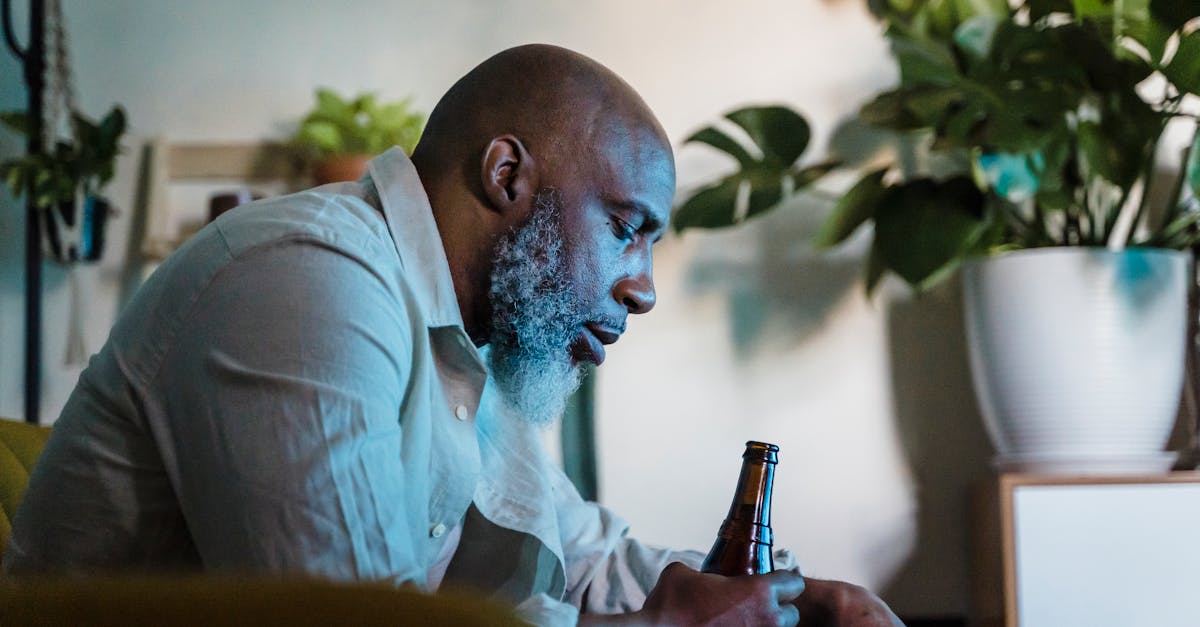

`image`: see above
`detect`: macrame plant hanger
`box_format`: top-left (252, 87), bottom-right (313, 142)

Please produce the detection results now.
top-left (2, 0), bottom-right (46, 424)
top-left (39, 0), bottom-right (91, 368)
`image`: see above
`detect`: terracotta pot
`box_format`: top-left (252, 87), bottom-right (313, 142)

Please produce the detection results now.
top-left (313, 154), bottom-right (372, 185)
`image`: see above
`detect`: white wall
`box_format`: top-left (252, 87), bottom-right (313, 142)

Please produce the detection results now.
top-left (0, 0), bottom-right (1000, 617)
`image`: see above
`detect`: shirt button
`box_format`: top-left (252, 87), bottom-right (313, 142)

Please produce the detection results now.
top-left (454, 405), bottom-right (469, 421)
top-left (457, 334), bottom-right (471, 349)
top-left (430, 523), bottom-right (447, 538)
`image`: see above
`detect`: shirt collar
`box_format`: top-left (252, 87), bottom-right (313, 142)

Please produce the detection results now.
top-left (366, 147), bottom-right (464, 329)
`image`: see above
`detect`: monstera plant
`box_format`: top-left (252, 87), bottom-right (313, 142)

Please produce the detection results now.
top-left (672, 105), bottom-right (838, 231)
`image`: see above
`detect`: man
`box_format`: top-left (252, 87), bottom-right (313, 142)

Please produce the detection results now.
top-left (7, 45), bottom-right (900, 625)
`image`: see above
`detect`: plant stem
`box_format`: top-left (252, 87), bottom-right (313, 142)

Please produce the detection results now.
top-left (1123, 125), bottom-right (1167, 247)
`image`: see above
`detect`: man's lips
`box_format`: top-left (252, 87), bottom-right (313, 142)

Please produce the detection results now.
top-left (575, 323), bottom-right (622, 366)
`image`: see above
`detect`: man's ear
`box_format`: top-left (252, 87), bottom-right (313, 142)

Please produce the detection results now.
top-left (481, 135), bottom-right (538, 217)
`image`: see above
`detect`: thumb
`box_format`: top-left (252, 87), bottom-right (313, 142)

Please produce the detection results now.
top-left (767, 567), bottom-right (806, 603)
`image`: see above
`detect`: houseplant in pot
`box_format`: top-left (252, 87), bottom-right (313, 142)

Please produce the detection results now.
top-left (290, 88), bottom-right (425, 185)
top-left (677, 0), bottom-right (1200, 472)
top-left (822, 0), bottom-right (1200, 473)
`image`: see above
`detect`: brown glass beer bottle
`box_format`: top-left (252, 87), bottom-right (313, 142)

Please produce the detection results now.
top-left (700, 441), bottom-right (778, 576)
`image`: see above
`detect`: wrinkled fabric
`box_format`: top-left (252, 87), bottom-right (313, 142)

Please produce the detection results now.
top-left (6, 148), bottom-right (792, 626)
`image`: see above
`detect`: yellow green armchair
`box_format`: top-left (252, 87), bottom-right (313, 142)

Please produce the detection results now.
top-left (0, 418), bottom-right (52, 560)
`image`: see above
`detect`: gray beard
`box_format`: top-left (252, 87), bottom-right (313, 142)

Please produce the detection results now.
top-left (486, 189), bottom-right (584, 427)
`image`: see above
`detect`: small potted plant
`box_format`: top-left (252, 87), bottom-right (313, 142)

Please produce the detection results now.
top-left (1, 105), bottom-right (127, 263)
top-left (290, 88), bottom-right (425, 185)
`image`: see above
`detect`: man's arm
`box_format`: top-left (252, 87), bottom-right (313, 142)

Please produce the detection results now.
top-left (154, 236), bottom-right (424, 581)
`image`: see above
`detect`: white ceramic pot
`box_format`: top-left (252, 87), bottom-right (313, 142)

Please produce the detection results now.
top-left (961, 248), bottom-right (1191, 474)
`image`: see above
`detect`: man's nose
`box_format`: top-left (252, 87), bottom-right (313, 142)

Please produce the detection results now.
top-left (614, 271), bottom-right (656, 315)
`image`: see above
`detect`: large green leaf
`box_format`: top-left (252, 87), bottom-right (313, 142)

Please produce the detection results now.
top-left (1078, 92), bottom-right (1161, 187)
top-left (873, 176), bottom-right (989, 288)
top-left (903, 86), bottom-right (964, 127)
top-left (1164, 30), bottom-right (1200, 95)
top-left (863, 239), bottom-right (889, 294)
top-left (675, 105), bottom-right (827, 231)
top-left (792, 160), bottom-right (842, 188)
top-left (860, 90), bottom-right (928, 129)
top-left (672, 176), bottom-right (743, 231)
top-left (686, 126), bottom-right (755, 168)
top-left (743, 174), bottom-right (786, 220)
top-left (673, 169), bottom-right (791, 230)
top-left (1057, 24), bottom-right (1153, 90)
top-left (1072, 0), bottom-right (1116, 21)
top-left (0, 111), bottom-right (32, 137)
top-left (725, 106), bottom-right (811, 166)
top-left (892, 35), bottom-right (960, 86)
top-left (955, 0), bottom-right (1009, 20)
top-left (1150, 0), bottom-right (1198, 32)
top-left (1028, 0), bottom-right (1075, 20)
top-left (813, 168), bottom-right (889, 247)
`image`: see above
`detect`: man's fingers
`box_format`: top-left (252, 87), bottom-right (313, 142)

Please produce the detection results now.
top-left (777, 601), bottom-right (801, 627)
top-left (767, 567), bottom-right (806, 602)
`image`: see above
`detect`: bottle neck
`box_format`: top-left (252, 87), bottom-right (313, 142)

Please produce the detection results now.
top-left (718, 442), bottom-right (776, 546)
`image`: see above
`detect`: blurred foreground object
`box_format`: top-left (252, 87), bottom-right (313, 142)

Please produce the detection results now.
top-left (0, 576), bottom-right (523, 627)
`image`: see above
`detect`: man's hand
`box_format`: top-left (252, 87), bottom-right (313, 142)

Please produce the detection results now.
top-left (635, 562), bottom-right (806, 626)
top-left (578, 566), bottom-right (903, 627)
top-left (792, 577), bottom-right (905, 627)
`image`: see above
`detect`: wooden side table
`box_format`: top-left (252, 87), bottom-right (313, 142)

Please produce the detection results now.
top-left (971, 472), bottom-right (1200, 627)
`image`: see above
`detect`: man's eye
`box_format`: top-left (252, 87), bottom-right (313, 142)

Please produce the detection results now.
top-left (612, 217), bottom-right (636, 241)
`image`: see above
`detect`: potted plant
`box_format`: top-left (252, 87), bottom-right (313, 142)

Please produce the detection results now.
top-left (676, 0), bottom-right (1200, 472)
top-left (290, 88), bottom-right (425, 185)
top-left (1, 105), bottom-right (127, 263)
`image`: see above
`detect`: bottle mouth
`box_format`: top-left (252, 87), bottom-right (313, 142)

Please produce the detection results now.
top-left (743, 441), bottom-right (779, 463)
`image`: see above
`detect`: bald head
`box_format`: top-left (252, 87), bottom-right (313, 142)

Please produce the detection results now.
top-left (412, 43), bottom-right (671, 186)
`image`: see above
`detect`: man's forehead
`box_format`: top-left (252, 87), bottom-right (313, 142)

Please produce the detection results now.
top-left (593, 130), bottom-right (675, 222)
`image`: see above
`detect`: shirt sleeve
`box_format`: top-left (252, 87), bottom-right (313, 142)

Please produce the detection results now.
top-left (150, 234), bottom-right (424, 583)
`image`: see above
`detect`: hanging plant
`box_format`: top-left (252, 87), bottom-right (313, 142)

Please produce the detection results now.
top-left (1, 105), bottom-right (127, 262)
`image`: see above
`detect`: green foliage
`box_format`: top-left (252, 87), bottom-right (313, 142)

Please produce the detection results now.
top-left (672, 105), bottom-right (838, 232)
top-left (291, 88), bottom-right (425, 160)
top-left (818, 0), bottom-right (1200, 291)
top-left (1, 106), bottom-right (127, 209)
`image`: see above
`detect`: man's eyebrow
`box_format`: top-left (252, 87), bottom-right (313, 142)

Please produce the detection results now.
top-left (607, 198), bottom-right (666, 240)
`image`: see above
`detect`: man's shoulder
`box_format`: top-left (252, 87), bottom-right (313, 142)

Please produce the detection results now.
top-left (212, 183), bottom-right (395, 262)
